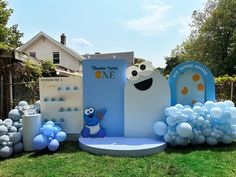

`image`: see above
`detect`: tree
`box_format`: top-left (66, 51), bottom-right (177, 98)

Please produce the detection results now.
top-left (41, 60), bottom-right (57, 77)
top-left (163, 56), bottom-right (184, 76)
top-left (0, 0), bottom-right (23, 52)
top-left (166, 0), bottom-right (236, 76)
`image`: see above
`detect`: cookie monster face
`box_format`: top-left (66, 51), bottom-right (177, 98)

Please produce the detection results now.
top-left (126, 61), bottom-right (154, 91)
top-left (84, 108), bottom-right (100, 126)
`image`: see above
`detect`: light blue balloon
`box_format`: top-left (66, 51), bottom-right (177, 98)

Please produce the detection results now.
top-left (194, 102), bottom-right (204, 107)
top-left (55, 132), bottom-right (67, 142)
top-left (35, 100), bottom-right (40, 107)
top-left (33, 134), bottom-right (48, 150)
top-left (8, 109), bottom-right (21, 121)
top-left (196, 135), bottom-right (205, 144)
top-left (215, 102), bottom-right (227, 110)
top-left (224, 100), bottom-right (234, 108)
top-left (175, 104), bottom-right (184, 109)
top-left (48, 139), bottom-right (59, 151)
top-left (13, 142), bottom-right (24, 153)
top-left (176, 123), bottom-right (192, 138)
top-left (9, 132), bottom-right (21, 144)
top-left (166, 117), bottom-right (176, 126)
top-left (221, 135), bottom-right (233, 144)
top-left (42, 124), bottom-right (54, 137)
top-left (0, 125), bottom-right (8, 136)
top-left (230, 107), bottom-right (236, 118)
top-left (53, 125), bottom-right (62, 134)
top-left (166, 107), bottom-right (179, 117)
top-left (18, 101), bottom-right (28, 107)
top-left (210, 107), bottom-right (223, 118)
top-left (193, 106), bottom-right (202, 115)
top-left (202, 128), bottom-right (212, 136)
top-left (196, 117), bottom-right (205, 126)
top-left (0, 146), bottom-right (13, 158)
top-left (164, 134), bottom-right (173, 143)
top-left (0, 135), bottom-right (10, 143)
top-left (4, 119), bottom-right (13, 126)
top-left (204, 101), bottom-right (215, 110)
top-left (206, 137), bottom-right (218, 145)
top-left (175, 136), bottom-right (185, 145)
top-left (45, 121), bottom-right (55, 127)
top-left (182, 108), bottom-right (193, 116)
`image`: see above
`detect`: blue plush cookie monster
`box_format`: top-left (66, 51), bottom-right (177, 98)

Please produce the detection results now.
top-left (81, 107), bottom-right (106, 138)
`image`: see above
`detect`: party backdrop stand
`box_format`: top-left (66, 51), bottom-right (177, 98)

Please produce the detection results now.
top-left (79, 59), bottom-right (169, 156)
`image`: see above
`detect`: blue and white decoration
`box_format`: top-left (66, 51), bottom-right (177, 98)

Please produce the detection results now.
top-left (33, 121), bottom-right (67, 151)
top-left (153, 100), bottom-right (236, 146)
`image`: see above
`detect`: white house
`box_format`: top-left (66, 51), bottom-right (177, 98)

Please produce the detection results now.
top-left (18, 32), bottom-right (84, 73)
top-left (83, 51), bottom-right (134, 66)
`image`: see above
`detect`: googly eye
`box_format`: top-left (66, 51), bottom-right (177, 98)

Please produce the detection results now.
top-left (89, 108), bottom-right (94, 113)
top-left (126, 66), bottom-right (140, 81)
top-left (84, 109), bottom-right (90, 115)
top-left (139, 61), bottom-right (154, 76)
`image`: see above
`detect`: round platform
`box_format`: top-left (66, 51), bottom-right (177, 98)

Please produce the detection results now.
top-left (79, 137), bottom-right (167, 156)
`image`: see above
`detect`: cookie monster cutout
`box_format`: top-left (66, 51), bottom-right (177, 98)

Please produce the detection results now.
top-left (81, 108), bottom-right (106, 138)
top-left (124, 61), bottom-right (171, 138)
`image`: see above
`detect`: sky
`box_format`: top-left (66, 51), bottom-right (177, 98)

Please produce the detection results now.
top-left (7, 0), bottom-right (206, 68)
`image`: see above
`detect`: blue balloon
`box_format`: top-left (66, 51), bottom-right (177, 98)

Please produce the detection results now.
top-left (166, 107), bottom-right (179, 117)
top-left (55, 132), bottom-right (67, 142)
top-left (0, 146), bottom-right (13, 158)
top-left (18, 101), bottom-right (28, 107)
top-left (175, 104), bottom-right (184, 109)
top-left (176, 123), bottom-right (192, 138)
top-left (33, 134), bottom-right (48, 150)
top-left (48, 139), bottom-right (59, 151)
top-left (45, 121), bottom-right (55, 127)
top-left (224, 100), bottom-right (235, 108)
top-left (13, 142), bottom-right (24, 153)
top-left (166, 117), bottom-right (176, 126)
top-left (8, 109), bottom-right (21, 121)
top-left (53, 125), bottom-right (62, 134)
top-left (193, 106), bottom-right (202, 115)
top-left (42, 124), bottom-right (54, 137)
top-left (206, 137), bottom-right (218, 145)
top-left (153, 121), bottom-right (168, 136)
top-left (221, 135), bottom-right (233, 144)
top-left (182, 108), bottom-right (193, 116)
top-left (210, 107), bottom-right (223, 118)
top-left (215, 102), bottom-right (227, 110)
top-left (204, 101), bottom-right (215, 110)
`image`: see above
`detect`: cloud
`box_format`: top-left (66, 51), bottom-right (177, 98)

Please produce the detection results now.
top-left (178, 16), bottom-right (192, 39)
top-left (124, 0), bottom-right (192, 37)
top-left (124, 1), bottom-right (175, 35)
top-left (72, 37), bottom-right (93, 48)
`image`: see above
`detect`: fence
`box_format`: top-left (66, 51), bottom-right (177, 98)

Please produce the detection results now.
top-left (0, 78), bottom-right (235, 118)
top-left (0, 79), bottom-right (39, 118)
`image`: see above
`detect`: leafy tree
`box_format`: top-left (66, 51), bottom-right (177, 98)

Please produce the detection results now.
top-left (41, 60), bottom-right (57, 77)
top-left (166, 0), bottom-right (236, 76)
top-left (0, 0), bottom-right (23, 51)
top-left (163, 56), bottom-right (184, 76)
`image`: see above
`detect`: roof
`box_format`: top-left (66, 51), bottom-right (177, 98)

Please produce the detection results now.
top-left (17, 31), bottom-right (85, 61)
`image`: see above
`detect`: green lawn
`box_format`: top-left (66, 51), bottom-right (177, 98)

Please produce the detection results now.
top-left (0, 142), bottom-right (236, 177)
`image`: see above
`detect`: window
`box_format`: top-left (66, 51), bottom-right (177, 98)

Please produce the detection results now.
top-left (53, 52), bottom-right (60, 64)
top-left (29, 52), bottom-right (36, 58)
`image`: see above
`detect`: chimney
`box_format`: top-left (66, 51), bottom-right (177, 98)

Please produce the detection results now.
top-left (60, 33), bottom-right (66, 45)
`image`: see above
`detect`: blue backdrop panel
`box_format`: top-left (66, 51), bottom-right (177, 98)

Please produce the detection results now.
top-left (83, 59), bottom-right (127, 137)
top-left (169, 61), bottom-right (215, 106)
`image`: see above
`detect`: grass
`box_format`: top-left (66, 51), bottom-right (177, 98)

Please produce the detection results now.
top-left (0, 142), bottom-right (236, 177)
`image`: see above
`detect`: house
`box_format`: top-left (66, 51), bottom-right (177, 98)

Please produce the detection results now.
top-left (83, 51), bottom-right (134, 66)
top-left (17, 32), bottom-right (84, 74)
